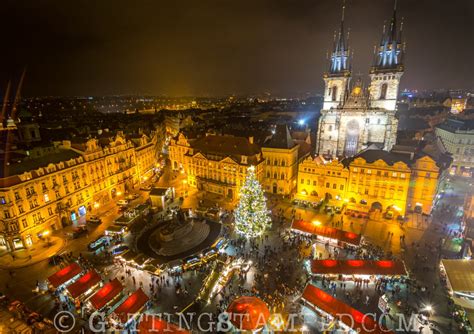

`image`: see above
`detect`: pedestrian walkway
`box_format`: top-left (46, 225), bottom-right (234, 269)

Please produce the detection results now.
top-left (0, 235), bottom-right (66, 269)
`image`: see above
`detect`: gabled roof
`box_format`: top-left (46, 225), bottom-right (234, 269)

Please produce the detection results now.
top-left (67, 270), bottom-right (101, 298)
top-left (47, 263), bottom-right (82, 288)
top-left (114, 288), bottom-right (149, 323)
top-left (89, 278), bottom-right (123, 310)
top-left (191, 135), bottom-right (261, 157)
top-left (311, 259), bottom-right (407, 276)
top-left (263, 124), bottom-right (296, 149)
top-left (342, 148), bottom-right (412, 167)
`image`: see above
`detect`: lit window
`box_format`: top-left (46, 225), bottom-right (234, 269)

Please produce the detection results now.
top-left (44, 194), bottom-right (50, 202)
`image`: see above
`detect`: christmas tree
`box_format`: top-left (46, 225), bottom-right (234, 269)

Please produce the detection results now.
top-left (234, 166), bottom-right (271, 238)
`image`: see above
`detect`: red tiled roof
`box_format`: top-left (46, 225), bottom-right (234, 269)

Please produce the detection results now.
top-left (291, 220), bottom-right (361, 246)
top-left (114, 289), bottom-right (149, 324)
top-left (138, 315), bottom-right (190, 334)
top-left (66, 270), bottom-right (101, 298)
top-left (47, 263), bottom-right (82, 288)
top-left (301, 284), bottom-right (393, 334)
top-left (311, 260), bottom-right (407, 276)
top-left (89, 278), bottom-right (123, 310)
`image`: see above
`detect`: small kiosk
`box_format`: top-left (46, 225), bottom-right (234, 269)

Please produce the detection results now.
top-left (47, 263), bottom-right (82, 290)
top-left (89, 278), bottom-right (124, 311)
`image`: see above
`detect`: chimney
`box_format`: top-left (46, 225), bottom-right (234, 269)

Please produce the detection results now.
top-left (249, 136), bottom-right (254, 144)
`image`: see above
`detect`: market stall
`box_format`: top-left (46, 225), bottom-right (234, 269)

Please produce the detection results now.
top-left (66, 270), bottom-right (101, 300)
top-left (440, 259), bottom-right (474, 332)
top-left (47, 262), bottom-right (82, 289)
top-left (112, 288), bottom-right (149, 326)
top-left (301, 284), bottom-right (392, 334)
top-left (227, 296), bottom-right (270, 332)
top-left (137, 315), bottom-right (190, 333)
top-left (310, 259), bottom-right (408, 277)
top-left (291, 219), bottom-right (361, 247)
top-left (89, 278), bottom-right (123, 311)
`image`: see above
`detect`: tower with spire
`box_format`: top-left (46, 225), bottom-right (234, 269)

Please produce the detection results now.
top-left (369, 0), bottom-right (405, 111)
top-left (322, 0), bottom-right (351, 110)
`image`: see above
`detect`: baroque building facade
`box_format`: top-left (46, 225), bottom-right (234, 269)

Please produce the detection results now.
top-left (316, 2), bottom-right (403, 158)
top-left (297, 148), bottom-right (450, 217)
top-left (169, 133), bottom-right (265, 201)
top-left (0, 133), bottom-right (159, 252)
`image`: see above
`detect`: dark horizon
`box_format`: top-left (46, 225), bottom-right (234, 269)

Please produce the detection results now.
top-left (1, 0), bottom-right (473, 97)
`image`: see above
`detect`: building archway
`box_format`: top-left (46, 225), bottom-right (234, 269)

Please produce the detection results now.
top-left (371, 202), bottom-right (383, 212)
top-left (61, 216), bottom-right (69, 227)
top-left (344, 119), bottom-right (360, 157)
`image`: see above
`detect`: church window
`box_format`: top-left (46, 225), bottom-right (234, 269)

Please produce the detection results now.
top-left (366, 118), bottom-right (370, 124)
top-left (377, 119), bottom-right (381, 124)
top-left (331, 85), bottom-right (338, 101)
top-left (380, 83), bottom-right (388, 99)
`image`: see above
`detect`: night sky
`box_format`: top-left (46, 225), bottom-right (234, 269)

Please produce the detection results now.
top-left (1, 0), bottom-right (473, 97)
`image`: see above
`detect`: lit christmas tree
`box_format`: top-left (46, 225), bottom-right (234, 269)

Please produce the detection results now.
top-left (234, 166), bottom-right (271, 238)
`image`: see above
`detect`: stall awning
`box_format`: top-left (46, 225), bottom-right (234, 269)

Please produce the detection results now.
top-left (138, 315), bottom-right (190, 333)
top-left (311, 260), bottom-right (407, 276)
top-left (67, 270), bottom-right (101, 299)
top-left (441, 260), bottom-right (474, 293)
top-left (89, 278), bottom-right (123, 310)
top-left (301, 284), bottom-right (393, 334)
top-left (291, 220), bottom-right (361, 246)
top-left (114, 288), bottom-right (149, 324)
top-left (47, 263), bottom-right (82, 288)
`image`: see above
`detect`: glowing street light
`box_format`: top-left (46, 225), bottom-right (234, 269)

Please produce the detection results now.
top-left (298, 119), bottom-right (305, 125)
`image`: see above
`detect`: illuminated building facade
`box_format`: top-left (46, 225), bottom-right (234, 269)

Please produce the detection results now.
top-left (169, 133), bottom-right (264, 201)
top-left (435, 119), bottom-right (474, 177)
top-left (316, 2), bottom-right (402, 158)
top-left (297, 148), bottom-right (447, 217)
top-left (261, 125), bottom-right (302, 195)
top-left (0, 133), bottom-right (158, 252)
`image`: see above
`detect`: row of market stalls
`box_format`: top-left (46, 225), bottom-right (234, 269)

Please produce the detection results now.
top-left (46, 263), bottom-right (150, 330)
top-left (291, 219), bottom-right (410, 333)
top-left (291, 219), bottom-right (362, 248)
top-left (47, 262), bottom-right (193, 332)
top-left (301, 284), bottom-right (393, 334)
top-left (310, 259), bottom-right (408, 277)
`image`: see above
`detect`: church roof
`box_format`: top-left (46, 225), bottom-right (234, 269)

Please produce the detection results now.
top-left (263, 124), bottom-right (296, 149)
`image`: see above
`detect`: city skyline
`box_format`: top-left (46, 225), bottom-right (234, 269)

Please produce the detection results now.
top-left (1, 0), bottom-right (473, 97)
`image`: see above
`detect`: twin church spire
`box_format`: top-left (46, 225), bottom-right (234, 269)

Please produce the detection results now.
top-left (372, 0), bottom-right (404, 72)
top-left (323, 0), bottom-right (405, 112)
top-left (328, 0), bottom-right (404, 76)
top-left (328, 0), bottom-right (350, 75)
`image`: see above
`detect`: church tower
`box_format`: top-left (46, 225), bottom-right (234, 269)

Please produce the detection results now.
top-left (323, 1), bottom-right (351, 110)
top-left (369, 0), bottom-right (404, 111)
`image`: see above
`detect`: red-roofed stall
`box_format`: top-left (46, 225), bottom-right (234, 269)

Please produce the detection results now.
top-left (47, 263), bottom-right (82, 288)
top-left (89, 278), bottom-right (123, 310)
top-left (66, 270), bottom-right (101, 299)
top-left (301, 284), bottom-right (393, 334)
top-left (113, 288), bottom-right (149, 324)
top-left (291, 220), bottom-right (361, 247)
top-left (311, 259), bottom-right (408, 277)
top-left (138, 315), bottom-right (190, 334)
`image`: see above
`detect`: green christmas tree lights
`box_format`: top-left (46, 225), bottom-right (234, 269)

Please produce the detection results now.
top-left (234, 166), bottom-right (271, 238)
